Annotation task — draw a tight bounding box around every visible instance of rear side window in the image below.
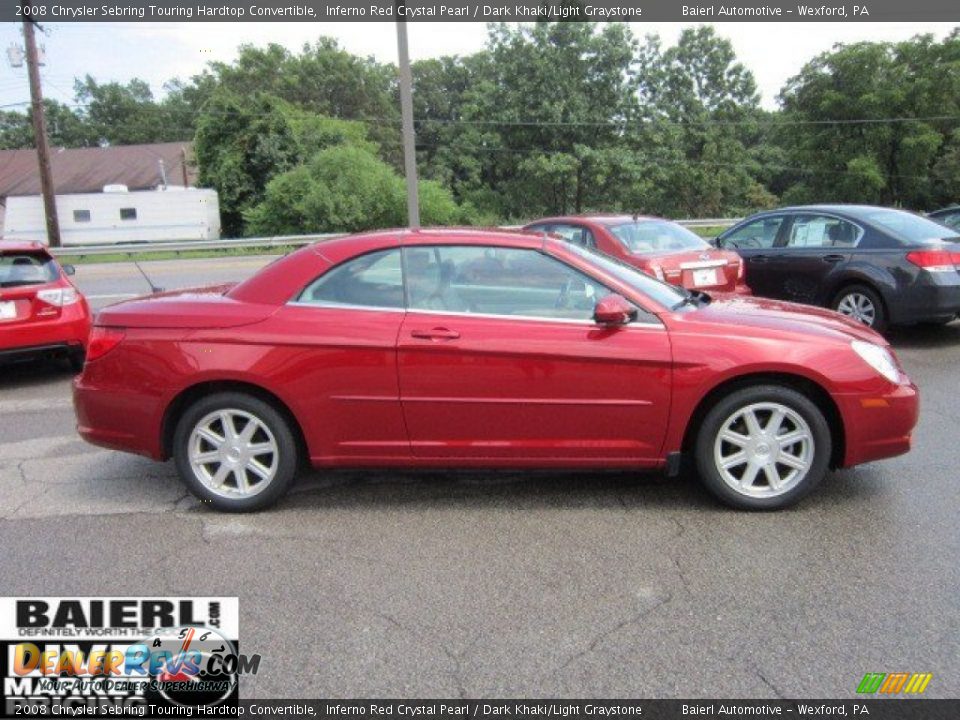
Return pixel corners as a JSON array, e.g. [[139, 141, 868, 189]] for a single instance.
[[867, 209, 960, 243], [722, 216, 785, 249], [297, 249, 403, 309], [785, 215, 861, 248], [545, 224, 597, 250], [0, 252, 58, 287]]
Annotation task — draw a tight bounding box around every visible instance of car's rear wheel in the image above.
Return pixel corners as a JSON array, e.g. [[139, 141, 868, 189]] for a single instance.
[[832, 284, 887, 332], [67, 349, 85, 373], [694, 385, 832, 510], [173, 392, 298, 511]]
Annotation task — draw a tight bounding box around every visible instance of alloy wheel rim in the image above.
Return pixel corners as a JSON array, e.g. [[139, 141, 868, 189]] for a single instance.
[[188, 409, 279, 499], [836, 293, 876, 326], [713, 402, 814, 498]]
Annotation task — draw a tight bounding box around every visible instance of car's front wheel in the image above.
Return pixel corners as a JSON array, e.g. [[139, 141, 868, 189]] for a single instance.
[[173, 392, 298, 512], [694, 385, 832, 510]]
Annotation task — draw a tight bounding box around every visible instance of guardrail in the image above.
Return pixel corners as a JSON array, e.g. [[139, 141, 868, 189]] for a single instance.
[[48, 218, 741, 258]]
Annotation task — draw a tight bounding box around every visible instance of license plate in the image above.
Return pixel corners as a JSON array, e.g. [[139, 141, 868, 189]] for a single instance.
[[0, 301, 16, 321], [691, 268, 719, 287]]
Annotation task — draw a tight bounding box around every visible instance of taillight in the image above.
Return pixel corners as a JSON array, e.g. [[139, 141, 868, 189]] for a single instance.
[[906, 250, 960, 273], [36, 287, 80, 306], [737, 259, 745, 280], [86, 327, 126, 362]]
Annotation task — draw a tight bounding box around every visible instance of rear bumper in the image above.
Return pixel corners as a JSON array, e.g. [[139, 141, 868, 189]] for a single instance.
[[890, 276, 960, 324], [0, 304, 90, 358], [0, 341, 84, 364], [73, 374, 164, 460], [837, 381, 919, 467]]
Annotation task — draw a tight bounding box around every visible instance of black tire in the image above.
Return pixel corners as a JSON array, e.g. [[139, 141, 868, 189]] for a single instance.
[[67, 349, 85, 373], [694, 385, 832, 510], [173, 392, 298, 512], [831, 284, 887, 333]]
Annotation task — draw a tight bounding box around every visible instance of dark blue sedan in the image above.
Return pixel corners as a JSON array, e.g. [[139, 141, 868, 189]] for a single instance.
[[716, 205, 960, 331]]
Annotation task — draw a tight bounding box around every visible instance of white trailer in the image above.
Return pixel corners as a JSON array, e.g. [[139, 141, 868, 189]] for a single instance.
[[2, 186, 221, 246]]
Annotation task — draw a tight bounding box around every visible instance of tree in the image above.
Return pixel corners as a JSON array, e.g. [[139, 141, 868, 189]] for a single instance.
[[778, 32, 960, 209], [73, 76, 186, 145], [245, 144, 462, 235]]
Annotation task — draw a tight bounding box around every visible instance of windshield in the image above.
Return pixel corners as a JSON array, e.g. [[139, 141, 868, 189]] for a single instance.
[[564, 243, 688, 309], [862, 209, 960, 244], [0, 252, 58, 288], [608, 220, 710, 253]]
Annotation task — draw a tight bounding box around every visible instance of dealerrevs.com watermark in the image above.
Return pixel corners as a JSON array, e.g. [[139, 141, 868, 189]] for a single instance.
[[0, 597, 260, 714]]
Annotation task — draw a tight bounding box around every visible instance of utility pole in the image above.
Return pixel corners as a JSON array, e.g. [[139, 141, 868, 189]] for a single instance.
[[22, 3, 61, 248], [395, 14, 420, 229]]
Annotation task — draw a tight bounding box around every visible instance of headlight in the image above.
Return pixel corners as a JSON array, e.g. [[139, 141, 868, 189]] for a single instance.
[[851, 340, 900, 384]]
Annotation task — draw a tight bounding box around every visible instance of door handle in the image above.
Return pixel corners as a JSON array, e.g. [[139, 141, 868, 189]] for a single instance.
[[822, 254, 845, 263], [748, 255, 768, 263], [410, 327, 460, 341]]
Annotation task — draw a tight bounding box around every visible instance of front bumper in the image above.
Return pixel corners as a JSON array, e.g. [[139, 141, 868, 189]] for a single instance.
[[836, 381, 919, 467]]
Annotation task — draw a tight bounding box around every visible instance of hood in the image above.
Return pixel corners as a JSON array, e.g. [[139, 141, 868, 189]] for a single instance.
[[95, 283, 279, 329], [688, 294, 886, 344]]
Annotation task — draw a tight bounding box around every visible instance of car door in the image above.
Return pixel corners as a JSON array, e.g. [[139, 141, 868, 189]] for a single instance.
[[271, 247, 410, 461], [717, 215, 788, 297], [396, 244, 672, 463], [759, 213, 861, 304]]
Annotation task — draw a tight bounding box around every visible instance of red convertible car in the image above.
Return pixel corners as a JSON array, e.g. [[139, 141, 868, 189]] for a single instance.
[[523, 214, 751, 294], [74, 229, 917, 512]]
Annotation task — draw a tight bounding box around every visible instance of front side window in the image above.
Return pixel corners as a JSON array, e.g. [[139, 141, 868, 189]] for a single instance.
[[0, 252, 58, 288], [786, 215, 861, 248], [297, 248, 403, 309], [721, 216, 785, 249], [404, 245, 609, 321], [548, 224, 597, 250], [608, 220, 708, 253]]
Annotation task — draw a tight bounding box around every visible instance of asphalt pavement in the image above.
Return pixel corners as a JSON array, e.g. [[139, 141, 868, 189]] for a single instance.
[[0, 256, 958, 698]]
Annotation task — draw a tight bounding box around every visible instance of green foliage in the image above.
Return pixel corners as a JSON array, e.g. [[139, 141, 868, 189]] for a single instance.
[[245, 145, 461, 235]]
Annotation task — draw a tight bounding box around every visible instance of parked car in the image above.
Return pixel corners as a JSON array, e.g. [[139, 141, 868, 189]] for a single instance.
[[715, 205, 960, 331], [74, 229, 917, 512], [927, 205, 960, 231], [523, 215, 750, 295], [0, 240, 91, 371]]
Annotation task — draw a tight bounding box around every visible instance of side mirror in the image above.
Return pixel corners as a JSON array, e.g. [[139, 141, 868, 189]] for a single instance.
[[712, 236, 724, 248], [61, 264, 76, 276], [593, 294, 638, 327]]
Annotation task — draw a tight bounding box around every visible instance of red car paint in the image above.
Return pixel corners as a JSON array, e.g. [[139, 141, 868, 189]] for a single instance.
[[74, 229, 916, 475], [523, 214, 750, 294], [0, 240, 91, 364]]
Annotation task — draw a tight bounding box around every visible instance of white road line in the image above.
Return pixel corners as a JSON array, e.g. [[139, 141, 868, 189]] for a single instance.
[[0, 398, 74, 414]]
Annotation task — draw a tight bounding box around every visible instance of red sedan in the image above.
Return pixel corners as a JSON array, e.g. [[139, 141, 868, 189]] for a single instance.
[[74, 229, 917, 511], [1, 240, 91, 371], [523, 214, 750, 294]]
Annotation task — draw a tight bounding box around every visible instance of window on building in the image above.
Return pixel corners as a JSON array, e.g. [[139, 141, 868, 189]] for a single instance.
[[119, 208, 137, 221], [73, 210, 91, 223]]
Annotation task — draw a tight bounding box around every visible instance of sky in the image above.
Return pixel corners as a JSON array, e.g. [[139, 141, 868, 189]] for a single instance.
[[0, 21, 956, 113]]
